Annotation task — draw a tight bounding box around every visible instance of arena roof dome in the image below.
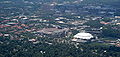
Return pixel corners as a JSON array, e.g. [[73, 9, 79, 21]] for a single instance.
[[73, 33, 93, 40]]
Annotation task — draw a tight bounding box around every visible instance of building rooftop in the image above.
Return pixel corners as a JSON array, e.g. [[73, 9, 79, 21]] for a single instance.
[[74, 32, 93, 40]]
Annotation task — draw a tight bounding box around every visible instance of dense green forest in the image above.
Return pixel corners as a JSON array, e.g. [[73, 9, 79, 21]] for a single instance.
[[0, 38, 120, 57]]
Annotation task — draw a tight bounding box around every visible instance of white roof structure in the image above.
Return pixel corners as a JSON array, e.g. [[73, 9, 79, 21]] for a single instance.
[[73, 33, 93, 40]]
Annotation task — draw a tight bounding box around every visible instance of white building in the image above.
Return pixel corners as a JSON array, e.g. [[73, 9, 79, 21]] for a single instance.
[[72, 32, 94, 42]]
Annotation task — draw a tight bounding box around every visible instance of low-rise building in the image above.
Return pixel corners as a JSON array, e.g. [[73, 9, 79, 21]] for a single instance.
[[72, 32, 94, 42]]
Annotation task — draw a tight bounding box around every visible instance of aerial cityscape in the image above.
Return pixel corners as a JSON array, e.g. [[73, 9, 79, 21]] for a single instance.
[[0, 0, 120, 57]]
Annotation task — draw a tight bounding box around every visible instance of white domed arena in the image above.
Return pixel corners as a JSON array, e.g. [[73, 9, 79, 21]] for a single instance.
[[74, 33, 93, 40], [72, 32, 94, 42]]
